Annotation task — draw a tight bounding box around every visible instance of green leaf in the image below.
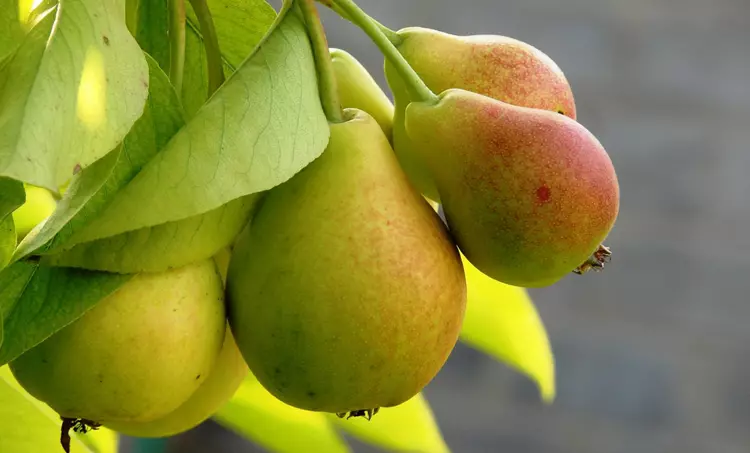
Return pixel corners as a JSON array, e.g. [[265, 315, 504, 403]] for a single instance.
[[0, 177, 25, 221], [0, 365, 95, 452], [0, 261, 131, 365], [182, 0, 277, 117], [15, 56, 259, 273], [58, 1, 328, 243], [130, 0, 171, 72], [13, 55, 185, 261], [130, 0, 276, 119], [459, 255, 556, 402], [0, 0, 149, 190], [0, 216, 14, 271], [0, 0, 24, 61], [332, 394, 450, 453], [43, 194, 259, 272], [0, 177, 24, 273], [215, 374, 351, 453], [187, 0, 277, 69]]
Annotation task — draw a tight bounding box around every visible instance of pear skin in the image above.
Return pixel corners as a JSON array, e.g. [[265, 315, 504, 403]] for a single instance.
[[331, 48, 394, 141], [227, 110, 466, 414], [10, 260, 226, 423], [405, 89, 618, 287], [105, 329, 247, 437], [385, 27, 576, 201]]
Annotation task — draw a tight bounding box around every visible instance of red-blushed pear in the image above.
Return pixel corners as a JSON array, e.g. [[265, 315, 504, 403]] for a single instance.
[[226, 109, 466, 416], [405, 89, 619, 287], [385, 27, 576, 201]]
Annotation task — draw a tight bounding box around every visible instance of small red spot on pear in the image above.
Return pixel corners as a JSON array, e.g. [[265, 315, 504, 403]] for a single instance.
[[536, 185, 551, 204]]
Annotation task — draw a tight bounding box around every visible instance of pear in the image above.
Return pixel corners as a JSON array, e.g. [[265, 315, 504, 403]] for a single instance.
[[331, 48, 394, 141], [10, 259, 226, 424], [227, 109, 466, 414], [12, 185, 56, 239], [405, 89, 619, 287], [385, 27, 576, 201], [105, 328, 247, 437]]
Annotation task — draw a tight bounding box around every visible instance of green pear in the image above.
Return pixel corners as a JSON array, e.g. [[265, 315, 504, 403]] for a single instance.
[[105, 328, 247, 437], [10, 259, 226, 424], [331, 48, 394, 140], [227, 109, 466, 414], [12, 185, 56, 239], [405, 89, 619, 287], [385, 27, 576, 201]]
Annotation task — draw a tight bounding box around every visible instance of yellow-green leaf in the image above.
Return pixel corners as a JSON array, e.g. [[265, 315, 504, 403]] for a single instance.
[[214, 375, 350, 453], [0, 365, 94, 452], [332, 394, 450, 453], [460, 255, 556, 402], [79, 426, 118, 453], [0, 0, 149, 190]]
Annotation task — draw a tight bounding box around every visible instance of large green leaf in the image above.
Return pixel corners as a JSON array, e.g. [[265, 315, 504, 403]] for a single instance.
[[0, 177, 24, 271], [0, 366, 95, 453], [0, 0, 24, 61], [0, 0, 149, 190], [0, 177, 25, 221], [215, 374, 351, 453], [332, 394, 450, 453], [0, 216, 14, 271], [14, 56, 258, 273], [459, 255, 556, 402], [0, 261, 131, 365], [13, 55, 185, 261], [56, 1, 328, 244]]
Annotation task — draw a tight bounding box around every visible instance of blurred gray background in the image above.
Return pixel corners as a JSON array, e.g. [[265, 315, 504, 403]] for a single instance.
[[127, 0, 750, 451]]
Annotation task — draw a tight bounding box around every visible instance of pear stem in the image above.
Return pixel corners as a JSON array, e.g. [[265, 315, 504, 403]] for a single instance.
[[300, 0, 344, 123], [168, 0, 186, 95], [188, 0, 225, 96], [330, 0, 437, 104], [315, 0, 402, 45]]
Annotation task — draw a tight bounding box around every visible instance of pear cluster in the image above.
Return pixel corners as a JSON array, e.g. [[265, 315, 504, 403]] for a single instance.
[[386, 28, 620, 287], [7, 23, 618, 446]]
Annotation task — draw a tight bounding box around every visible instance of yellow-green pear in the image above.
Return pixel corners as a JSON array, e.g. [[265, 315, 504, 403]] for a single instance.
[[385, 27, 576, 201], [12, 185, 56, 239], [10, 259, 226, 424], [227, 110, 466, 414], [105, 329, 247, 437], [331, 48, 394, 140]]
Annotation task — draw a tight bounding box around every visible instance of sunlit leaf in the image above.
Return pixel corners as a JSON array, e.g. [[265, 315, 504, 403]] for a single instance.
[[0, 0, 149, 190], [0, 365, 95, 452], [332, 394, 450, 453], [43, 1, 328, 251], [460, 256, 555, 402], [214, 374, 351, 453]]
